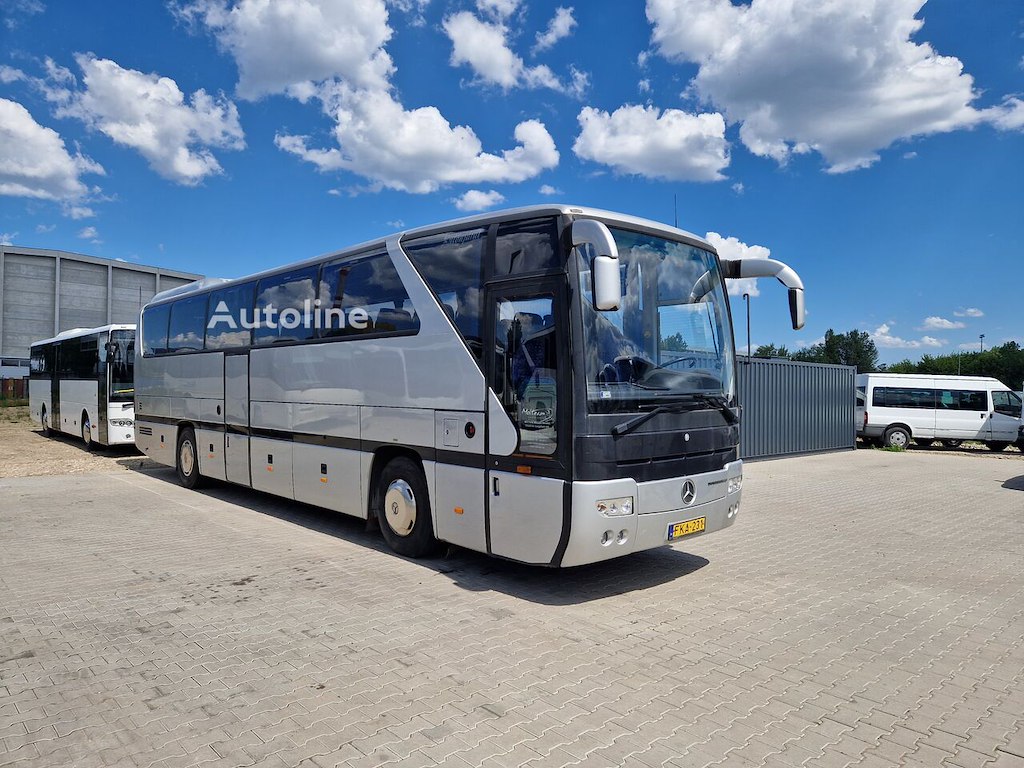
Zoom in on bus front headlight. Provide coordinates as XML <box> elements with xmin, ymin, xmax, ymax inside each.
<box><xmin>728</xmin><ymin>475</ymin><xmax>742</xmax><ymax>494</ymax></box>
<box><xmin>597</xmin><ymin>496</ymin><xmax>634</xmax><ymax>516</ymax></box>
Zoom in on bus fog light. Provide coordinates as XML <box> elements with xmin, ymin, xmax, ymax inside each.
<box><xmin>728</xmin><ymin>475</ymin><xmax>742</xmax><ymax>494</ymax></box>
<box><xmin>617</xmin><ymin>529</ymin><xmax>629</xmax><ymax>545</ymax></box>
<box><xmin>727</xmin><ymin>503</ymin><xmax>739</xmax><ymax>519</ymax></box>
<box><xmin>596</xmin><ymin>496</ymin><xmax>634</xmax><ymax>516</ymax></box>
<box><xmin>601</xmin><ymin>530</ymin><xmax>614</xmax><ymax>546</ymax></box>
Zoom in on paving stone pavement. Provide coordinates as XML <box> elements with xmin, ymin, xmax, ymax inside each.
<box><xmin>1</xmin><ymin>448</ymin><xmax>1023</xmax><ymax>768</ymax></box>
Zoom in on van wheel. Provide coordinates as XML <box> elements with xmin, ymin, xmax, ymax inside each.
<box><xmin>176</xmin><ymin>427</ymin><xmax>204</xmax><ymax>489</ymax></box>
<box><xmin>40</xmin><ymin>406</ymin><xmax>51</xmax><ymax>437</ymax></box>
<box><xmin>883</xmin><ymin>426</ymin><xmax>910</xmax><ymax>449</ymax></box>
<box><xmin>986</xmin><ymin>441</ymin><xmax>1010</xmax><ymax>452</ymax></box>
<box><xmin>81</xmin><ymin>413</ymin><xmax>94</xmax><ymax>451</ymax></box>
<box><xmin>941</xmin><ymin>439</ymin><xmax>962</xmax><ymax>449</ymax></box>
<box><xmin>374</xmin><ymin>457</ymin><xmax>438</xmax><ymax>558</ymax></box>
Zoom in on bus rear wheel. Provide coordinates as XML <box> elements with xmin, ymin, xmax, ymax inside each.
<box><xmin>176</xmin><ymin>427</ymin><xmax>204</xmax><ymax>489</ymax></box>
<box><xmin>375</xmin><ymin>457</ymin><xmax>438</xmax><ymax>558</ymax></box>
<box><xmin>987</xmin><ymin>441</ymin><xmax>1010</xmax><ymax>452</ymax></box>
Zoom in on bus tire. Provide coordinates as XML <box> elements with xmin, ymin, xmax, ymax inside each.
<box><xmin>942</xmin><ymin>439</ymin><xmax>962</xmax><ymax>449</ymax></box>
<box><xmin>81</xmin><ymin>412</ymin><xmax>94</xmax><ymax>451</ymax></box>
<box><xmin>883</xmin><ymin>426</ymin><xmax>910</xmax><ymax>449</ymax></box>
<box><xmin>375</xmin><ymin>456</ymin><xmax>438</xmax><ymax>558</ymax></box>
<box><xmin>986</xmin><ymin>441</ymin><xmax>1010</xmax><ymax>452</ymax></box>
<box><xmin>40</xmin><ymin>406</ymin><xmax>51</xmax><ymax>437</ymax></box>
<box><xmin>176</xmin><ymin>427</ymin><xmax>204</xmax><ymax>489</ymax></box>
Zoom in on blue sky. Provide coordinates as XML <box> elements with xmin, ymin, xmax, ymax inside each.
<box><xmin>1</xmin><ymin>0</ymin><xmax>1021</xmax><ymax>362</ymax></box>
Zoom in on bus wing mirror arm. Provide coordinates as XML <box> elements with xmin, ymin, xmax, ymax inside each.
<box><xmin>721</xmin><ymin>258</ymin><xmax>806</xmax><ymax>331</ymax></box>
<box><xmin>572</xmin><ymin>219</ymin><xmax>621</xmax><ymax>311</ymax></box>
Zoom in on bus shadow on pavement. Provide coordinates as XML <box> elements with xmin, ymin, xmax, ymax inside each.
<box><xmin>1003</xmin><ymin>475</ymin><xmax>1024</xmax><ymax>491</ymax></box>
<box><xmin>122</xmin><ymin>462</ymin><xmax>710</xmax><ymax>605</ymax></box>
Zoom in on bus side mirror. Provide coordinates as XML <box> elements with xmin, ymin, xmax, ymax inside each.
<box><xmin>572</xmin><ymin>219</ymin><xmax>621</xmax><ymax>311</ymax></box>
<box><xmin>721</xmin><ymin>257</ymin><xmax>806</xmax><ymax>330</ymax></box>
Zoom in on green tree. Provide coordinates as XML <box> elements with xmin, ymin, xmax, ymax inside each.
<box><xmin>661</xmin><ymin>332</ymin><xmax>689</xmax><ymax>352</ymax></box>
<box><xmin>875</xmin><ymin>342</ymin><xmax>1024</xmax><ymax>389</ymax></box>
<box><xmin>790</xmin><ymin>329</ymin><xmax>879</xmax><ymax>372</ymax></box>
<box><xmin>753</xmin><ymin>343</ymin><xmax>790</xmax><ymax>358</ymax></box>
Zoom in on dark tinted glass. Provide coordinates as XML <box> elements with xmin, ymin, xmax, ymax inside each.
<box><xmin>167</xmin><ymin>295</ymin><xmax>208</xmax><ymax>353</ymax></box>
<box><xmin>318</xmin><ymin>252</ymin><xmax>417</xmax><ymax>338</ymax></box>
<box><xmin>938</xmin><ymin>389</ymin><xmax>987</xmax><ymax>411</ymax></box>
<box><xmin>206</xmin><ymin>282</ymin><xmax>256</xmax><ymax>350</ymax></box>
<box><xmin>142</xmin><ymin>303</ymin><xmax>171</xmax><ymax>356</ymax></box>
<box><xmin>993</xmin><ymin>390</ymin><xmax>1022</xmax><ymax>418</ymax></box>
<box><xmin>495</xmin><ymin>217</ymin><xmax>561</xmax><ymax>275</ymax></box>
<box><xmin>253</xmin><ymin>267</ymin><xmax>318</xmax><ymax>346</ymax></box>
<box><xmin>873</xmin><ymin>387</ymin><xmax>935</xmax><ymax>408</ymax></box>
<box><xmin>59</xmin><ymin>335</ymin><xmax>99</xmax><ymax>378</ymax></box>
<box><xmin>404</xmin><ymin>227</ymin><xmax>486</xmax><ymax>352</ymax></box>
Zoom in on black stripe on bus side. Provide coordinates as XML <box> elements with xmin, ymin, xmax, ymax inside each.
<box><xmin>550</xmin><ymin>480</ymin><xmax>573</xmax><ymax>567</ymax></box>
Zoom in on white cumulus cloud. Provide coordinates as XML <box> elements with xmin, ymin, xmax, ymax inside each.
<box><xmin>871</xmin><ymin>323</ymin><xmax>945</xmax><ymax>349</ymax></box>
<box><xmin>452</xmin><ymin>189</ymin><xmax>505</xmax><ymax>211</ymax></box>
<box><xmin>0</xmin><ymin>97</ymin><xmax>104</xmax><ymax>201</ymax></box>
<box><xmin>954</xmin><ymin>307</ymin><xmax>984</xmax><ymax>318</ymax></box>
<box><xmin>573</xmin><ymin>104</ymin><xmax>729</xmax><ymax>182</ymax></box>
<box><xmin>57</xmin><ymin>55</ymin><xmax>244</xmax><ymax>186</ymax></box>
<box><xmin>534</xmin><ymin>7</ymin><xmax>576</xmax><ymax>53</ymax></box>
<box><xmin>538</xmin><ymin>184</ymin><xmax>561</xmax><ymax>195</ymax></box>
<box><xmin>178</xmin><ymin>0</ymin><xmax>394</xmax><ymax>99</ymax></box>
<box><xmin>443</xmin><ymin>10</ymin><xmax>580</xmax><ymax>94</ymax></box>
<box><xmin>275</xmin><ymin>85</ymin><xmax>558</xmax><ymax>193</ymax></box>
<box><xmin>704</xmin><ymin>231</ymin><xmax>770</xmax><ymax>297</ymax></box>
<box><xmin>920</xmin><ymin>316</ymin><xmax>965</xmax><ymax>330</ymax></box>
<box><xmin>646</xmin><ymin>0</ymin><xmax>1024</xmax><ymax>172</ymax></box>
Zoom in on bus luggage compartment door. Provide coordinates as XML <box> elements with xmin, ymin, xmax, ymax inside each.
<box><xmin>224</xmin><ymin>353</ymin><xmax>251</xmax><ymax>486</ymax></box>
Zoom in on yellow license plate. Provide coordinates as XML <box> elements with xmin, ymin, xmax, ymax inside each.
<box><xmin>668</xmin><ymin>517</ymin><xmax>706</xmax><ymax>541</ymax></box>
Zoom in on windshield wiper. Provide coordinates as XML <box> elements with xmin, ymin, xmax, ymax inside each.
<box><xmin>689</xmin><ymin>393</ymin><xmax>739</xmax><ymax>425</ymax></box>
<box><xmin>610</xmin><ymin>393</ymin><xmax>738</xmax><ymax>437</ymax></box>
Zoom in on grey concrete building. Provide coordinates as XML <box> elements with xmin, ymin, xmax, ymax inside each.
<box><xmin>0</xmin><ymin>245</ymin><xmax>202</xmax><ymax>378</ymax></box>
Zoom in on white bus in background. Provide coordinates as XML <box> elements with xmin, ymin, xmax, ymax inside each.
<box><xmin>29</xmin><ymin>324</ymin><xmax>137</xmax><ymax>449</ymax></box>
<box><xmin>134</xmin><ymin>205</ymin><xmax>805</xmax><ymax>567</ymax></box>
<box><xmin>856</xmin><ymin>373</ymin><xmax>1022</xmax><ymax>450</ymax></box>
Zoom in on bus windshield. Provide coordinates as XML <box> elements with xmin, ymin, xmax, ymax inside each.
<box><xmin>108</xmin><ymin>329</ymin><xmax>135</xmax><ymax>401</ymax></box>
<box><xmin>577</xmin><ymin>228</ymin><xmax>736</xmax><ymax>412</ymax></box>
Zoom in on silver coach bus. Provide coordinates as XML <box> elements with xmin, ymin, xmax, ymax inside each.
<box><xmin>134</xmin><ymin>206</ymin><xmax>804</xmax><ymax>566</ymax></box>
<box><xmin>30</xmin><ymin>324</ymin><xmax>137</xmax><ymax>449</ymax></box>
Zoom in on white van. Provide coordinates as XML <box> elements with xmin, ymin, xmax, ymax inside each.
<box><xmin>856</xmin><ymin>373</ymin><xmax>1022</xmax><ymax>450</ymax></box>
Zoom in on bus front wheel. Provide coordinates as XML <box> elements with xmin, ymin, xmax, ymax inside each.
<box><xmin>987</xmin><ymin>441</ymin><xmax>1010</xmax><ymax>452</ymax></box>
<box><xmin>81</xmin><ymin>413</ymin><xmax>94</xmax><ymax>451</ymax></box>
<box><xmin>375</xmin><ymin>457</ymin><xmax>438</xmax><ymax>558</ymax></box>
<box><xmin>176</xmin><ymin>427</ymin><xmax>204</xmax><ymax>489</ymax></box>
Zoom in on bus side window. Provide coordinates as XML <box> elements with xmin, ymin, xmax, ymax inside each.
<box><xmin>142</xmin><ymin>304</ymin><xmax>171</xmax><ymax>356</ymax></box>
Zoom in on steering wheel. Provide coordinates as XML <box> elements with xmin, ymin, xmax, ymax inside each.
<box><xmin>661</xmin><ymin>356</ymin><xmax>698</xmax><ymax>369</ymax></box>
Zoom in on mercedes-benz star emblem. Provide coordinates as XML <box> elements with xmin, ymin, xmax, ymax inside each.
<box><xmin>681</xmin><ymin>480</ymin><xmax>697</xmax><ymax>505</ymax></box>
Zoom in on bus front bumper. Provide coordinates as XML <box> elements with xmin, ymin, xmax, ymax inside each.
<box><xmin>560</xmin><ymin>461</ymin><xmax>743</xmax><ymax>567</ymax></box>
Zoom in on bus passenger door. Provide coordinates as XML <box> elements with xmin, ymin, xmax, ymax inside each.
<box><xmin>224</xmin><ymin>352</ymin><xmax>251</xmax><ymax>486</ymax></box>
<box><xmin>485</xmin><ymin>279</ymin><xmax>570</xmax><ymax>565</ymax></box>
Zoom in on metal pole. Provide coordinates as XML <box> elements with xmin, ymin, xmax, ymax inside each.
<box><xmin>743</xmin><ymin>293</ymin><xmax>751</xmax><ymax>359</ymax></box>
<box><xmin>979</xmin><ymin>334</ymin><xmax>985</xmax><ymax>353</ymax></box>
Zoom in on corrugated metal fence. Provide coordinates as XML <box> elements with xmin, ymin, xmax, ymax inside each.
<box><xmin>737</xmin><ymin>357</ymin><xmax>856</xmax><ymax>460</ymax></box>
